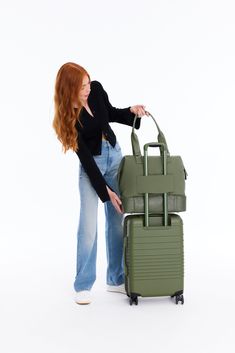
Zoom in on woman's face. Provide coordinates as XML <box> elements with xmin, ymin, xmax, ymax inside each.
<box><xmin>78</xmin><ymin>75</ymin><xmax>91</xmax><ymax>103</ymax></box>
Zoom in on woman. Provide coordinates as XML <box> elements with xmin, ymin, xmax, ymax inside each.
<box><xmin>53</xmin><ymin>62</ymin><xmax>149</xmax><ymax>304</ymax></box>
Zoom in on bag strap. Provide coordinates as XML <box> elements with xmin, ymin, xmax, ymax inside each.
<box><xmin>131</xmin><ymin>111</ymin><xmax>170</xmax><ymax>156</ymax></box>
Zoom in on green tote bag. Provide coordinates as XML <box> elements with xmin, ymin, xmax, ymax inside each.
<box><xmin>117</xmin><ymin>112</ymin><xmax>187</xmax><ymax>214</ymax></box>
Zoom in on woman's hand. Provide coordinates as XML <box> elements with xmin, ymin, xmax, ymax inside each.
<box><xmin>130</xmin><ymin>105</ymin><xmax>150</xmax><ymax>117</ymax></box>
<box><xmin>106</xmin><ymin>186</ymin><xmax>123</xmax><ymax>214</ymax></box>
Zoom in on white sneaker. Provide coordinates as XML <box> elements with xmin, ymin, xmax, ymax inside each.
<box><xmin>74</xmin><ymin>290</ymin><xmax>92</xmax><ymax>305</ymax></box>
<box><xmin>106</xmin><ymin>283</ymin><xmax>126</xmax><ymax>294</ymax></box>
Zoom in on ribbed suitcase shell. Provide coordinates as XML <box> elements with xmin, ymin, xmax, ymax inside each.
<box><xmin>124</xmin><ymin>214</ymin><xmax>184</xmax><ymax>299</ymax></box>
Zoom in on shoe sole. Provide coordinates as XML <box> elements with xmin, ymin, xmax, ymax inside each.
<box><xmin>75</xmin><ymin>301</ymin><xmax>91</xmax><ymax>305</ymax></box>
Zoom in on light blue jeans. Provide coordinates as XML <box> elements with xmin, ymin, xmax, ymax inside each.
<box><xmin>74</xmin><ymin>140</ymin><xmax>124</xmax><ymax>292</ymax></box>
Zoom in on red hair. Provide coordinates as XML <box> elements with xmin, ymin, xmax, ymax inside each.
<box><xmin>52</xmin><ymin>62</ymin><xmax>90</xmax><ymax>153</ymax></box>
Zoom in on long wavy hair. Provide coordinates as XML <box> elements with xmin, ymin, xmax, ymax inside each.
<box><xmin>52</xmin><ymin>62</ymin><xmax>90</xmax><ymax>153</ymax></box>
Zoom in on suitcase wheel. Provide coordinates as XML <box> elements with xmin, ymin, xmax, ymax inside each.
<box><xmin>129</xmin><ymin>295</ymin><xmax>138</xmax><ymax>306</ymax></box>
<box><xmin>175</xmin><ymin>294</ymin><xmax>184</xmax><ymax>305</ymax></box>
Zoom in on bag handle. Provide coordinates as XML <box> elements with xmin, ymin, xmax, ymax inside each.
<box><xmin>131</xmin><ymin>111</ymin><xmax>170</xmax><ymax>157</ymax></box>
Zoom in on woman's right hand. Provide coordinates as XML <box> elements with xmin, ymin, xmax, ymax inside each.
<box><xmin>106</xmin><ymin>186</ymin><xmax>123</xmax><ymax>214</ymax></box>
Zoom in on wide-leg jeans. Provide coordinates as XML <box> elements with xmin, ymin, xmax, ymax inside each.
<box><xmin>74</xmin><ymin>140</ymin><xmax>124</xmax><ymax>292</ymax></box>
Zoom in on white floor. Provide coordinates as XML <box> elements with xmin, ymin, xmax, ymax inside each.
<box><xmin>1</xmin><ymin>1</ymin><xmax>235</xmax><ymax>351</ymax></box>
<box><xmin>1</xmin><ymin>222</ymin><xmax>234</xmax><ymax>353</ymax></box>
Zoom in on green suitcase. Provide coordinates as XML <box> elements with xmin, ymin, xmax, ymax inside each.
<box><xmin>123</xmin><ymin>142</ymin><xmax>184</xmax><ymax>305</ymax></box>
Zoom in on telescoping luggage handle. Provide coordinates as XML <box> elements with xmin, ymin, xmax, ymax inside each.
<box><xmin>132</xmin><ymin>111</ymin><xmax>169</xmax><ymax>226</ymax></box>
<box><xmin>131</xmin><ymin>111</ymin><xmax>170</xmax><ymax>157</ymax></box>
<box><xmin>144</xmin><ymin>142</ymin><xmax>169</xmax><ymax>227</ymax></box>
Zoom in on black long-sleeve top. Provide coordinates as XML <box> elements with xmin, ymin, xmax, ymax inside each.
<box><xmin>75</xmin><ymin>80</ymin><xmax>141</xmax><ymax>202</ymax></box>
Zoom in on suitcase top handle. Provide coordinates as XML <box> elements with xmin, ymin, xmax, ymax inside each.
<box><xmin>132</xmin><ymin>111</ymin><xmax>170</xmax><ymax>157</ymax></box>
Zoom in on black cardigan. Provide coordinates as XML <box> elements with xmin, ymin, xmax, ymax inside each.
<box><xmin>75</xmin><ymin>80</ymin><xmax>141</xmax><ymax>202</ymax></box>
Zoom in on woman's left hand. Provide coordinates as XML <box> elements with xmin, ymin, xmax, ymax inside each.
<box><xmin>130</xmin><ymin>105</ymin><xmax>150</xmax><ymax>117</ymax></box>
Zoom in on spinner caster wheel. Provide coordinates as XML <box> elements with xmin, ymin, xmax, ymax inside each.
<box><xmin>175</xmin><ymin>294</ymin><xmax>184</xmax><ymax>305</ymax></box>
<box><xmin>130</xmin><ymin>296</ymin><xmax>138</xmax><ymax>306</ymax></box>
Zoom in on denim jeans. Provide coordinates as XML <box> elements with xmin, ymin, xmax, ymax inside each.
<box><xmin>74</xmin><ymin>140</ymin><xmax>124</xmax><ymax>292</ymax></box>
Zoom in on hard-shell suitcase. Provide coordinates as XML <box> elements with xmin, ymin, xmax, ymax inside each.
<box><xmin>124</xmin><ymin>213</ymin><xmax>184</xmax><ymax>305</ymax></box>
<box><xmin>123</xmin><ymin>141</ymin><xmax>184</xmax><ymax>305</ymax></box>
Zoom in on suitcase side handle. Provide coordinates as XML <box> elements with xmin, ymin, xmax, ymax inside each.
<box><xmin>144</xmin><ymin>142</ymin><xmax>169</xmax><ymax>227</ymax></box>
<box><xmin>131</xmin><ymin>111</ymin><xmax>170</xmax><ymax>158</ymax></box>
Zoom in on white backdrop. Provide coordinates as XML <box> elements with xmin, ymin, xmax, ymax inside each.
<box><xmin>0</xmin><ymin>0</ymin><xmax>234</xmax><ymax>352</ymax></box>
